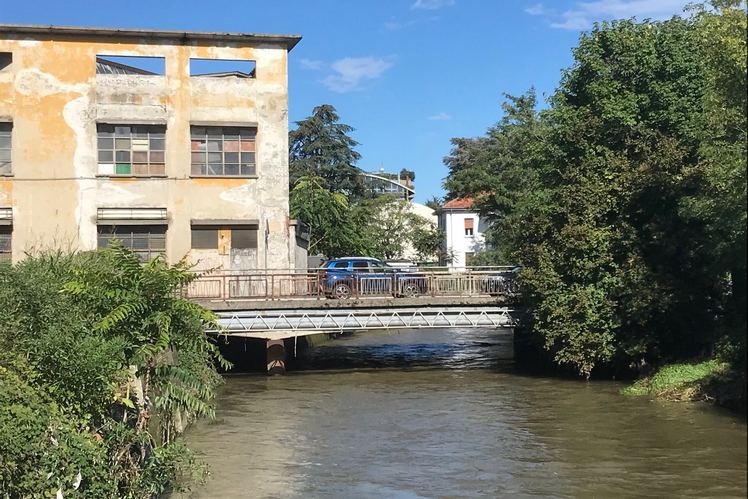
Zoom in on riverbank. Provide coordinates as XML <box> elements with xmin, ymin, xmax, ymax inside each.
<box><xmin>622</xmin><ymin>359</ymin><xmax>746</xmax><ymax>414</ymax></box>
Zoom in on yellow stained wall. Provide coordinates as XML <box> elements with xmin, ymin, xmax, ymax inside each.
<box><xmin>0</xmin><ymin>33</ymin><xmax>292</xmax><ymax>269</ymax></box>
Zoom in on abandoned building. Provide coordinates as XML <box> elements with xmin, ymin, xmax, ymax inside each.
<box><xmin>0</xmin><ymin>24</ymin><xmax>302</xmax><ymax>269</ymax></box>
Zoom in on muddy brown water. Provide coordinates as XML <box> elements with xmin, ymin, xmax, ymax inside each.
<box><xmin>180</xmin><ymin>328</ymin><xmax>747</xmax><ymax>498</ymax></box>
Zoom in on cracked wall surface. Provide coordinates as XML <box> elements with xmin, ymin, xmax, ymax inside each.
<box><xmin>0</xmin><ymin>30</ymin><xmax>294</xmax><ymax>269</ymax></box>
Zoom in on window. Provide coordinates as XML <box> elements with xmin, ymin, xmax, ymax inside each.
<box><xmin>189</xmin><ymin>58</ymin><xmax>256</xmax><ymax>78</ymax></box>
<box><xmin>96</xmin><ymin>55</ymin><xmax>165</xmax><ymax>75</ymax></box>
<box><xmin>0</xmin><ymin>52</ymin><xmax>11</xmax><ymax>71</ymax></box>
<box><xmin>97</xmin><ymin>225</ymin><xmax>166</xmax><ymax>261</ymax></box>
<box><xmin>0</xmin><ymin>123</ymin><xmax>11</xmax><ymax>175</ymax></box>
<box><xmin>464</xmin><ymin>217</ymin><xmax>475</xmax><ymax>237</ymax></box>
<box><xmin>0</xmin><ymin>226</ymin><xmax>10</xmax><ymax>262</ymax></box>
<box><xmin>191</xmin><ymin>228</ymin><xmax>218</xmax><ymax>249</ymax></box>
<box><xmin>332</xmin><ymin>261</ymin><xmax>349</xmax><ymax>270</ymax></box>
<box><xmin>231</xmin><ymin>228</ymin><xmax>257</xmax><ymax>249</ymax></box>
<box><xmin>190</xmin><ymin>126</ymin><xmax>256</xmax><ymax>177</ymax></box>
<box><xmin>97</xmin><ymin>124</ymin><xmax>166</xmax><ymax>176</ymax></box>
<box><xmin>191</xmin><ymin>226</ymin><xmax>257</xmax><ymax>251</ymax></box>
<box><xmin>352</xmin><ymin>261</ymin><xmax>370</xmax><ymax>273</ymax></box>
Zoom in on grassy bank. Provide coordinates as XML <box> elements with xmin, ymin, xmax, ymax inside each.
<box><xmin>621</xmin><ymin>359</ymin><xmax>746</xmax><ymax>413</ymax></box>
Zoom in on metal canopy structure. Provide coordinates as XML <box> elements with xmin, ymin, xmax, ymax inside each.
<box><xmin>209</xmin><ymin>307</ymin><xmax>517</xmax><ymax>339</ymax></box>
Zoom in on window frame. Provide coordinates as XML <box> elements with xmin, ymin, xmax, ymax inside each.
<box><xmin>0</xmin><ymin>122</ymin><xmax>12</xmax><ymax>176</ymax></box>
<box><xmin>190</xmin><ymin>126</ymin><xmax>257</xmax><ymax>178</ymax></box>
<box><xmin>0</xmin><ymin>226</ymin><xmax>11</xmax><ymax>263</ymax></box>
<box><xmin>96</xmin><ymin>124</ymin><xmax>166</xmax><ymax>177</ymax></box>
<box><xmin>97</xmin><ymin>224</ymin><xmax>167</xmax><ymax>262</ymax></box>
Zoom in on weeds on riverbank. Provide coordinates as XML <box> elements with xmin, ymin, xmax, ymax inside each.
<box><xmin>620</xmin><ymin>359</ymin><xmax>744</xmax><ymax>407</ymax></box>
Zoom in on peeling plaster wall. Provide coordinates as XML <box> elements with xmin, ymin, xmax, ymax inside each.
<box><xmin>0</xmin><ymin>34</ymin><xmax>292</xmax><ymax>269</ymax></box>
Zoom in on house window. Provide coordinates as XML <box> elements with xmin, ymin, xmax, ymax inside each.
<box><xmin>0</xmin><ymin>226</ymin><xmax>11</xmax><ymax>262</ymax></box>
<box><xmin>0</xmin><ymin>123</ymin><xmax>11</xmax><ymax>175</ymax></box>
<box><xmin>190</xmin><ymin>126</ymin><xmax>256</xmax><ymax>177</ymax></box>
<box><xmin>97</xmin><ymin>124</ymin><xmax>166</xmax><ymax>176</ymax></box>
<box><xmin>464</xmin><ymin>217</ymin><xmax>475</xmax><ymax>236</ymax></box>
<box><xmin>97</xmin><ymin>225</ymin><xmax>166</xmax><ymax>261</ymax></box>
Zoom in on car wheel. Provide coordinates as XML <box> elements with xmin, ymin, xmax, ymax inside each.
<box><xmin>401</xmin><ymin>282</ymin><xmax>420</xmax><ymax>298</ymax></box>
<box><xmin>333</xmin><ymin>282</ymin><xmax>352</xmax><ymax>299</ymax></box>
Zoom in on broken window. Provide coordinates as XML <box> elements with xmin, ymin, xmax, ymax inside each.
<box><xmin>190</xmin><ymin>126</ymin><xmax>256</xmax><ymax>177</ymax></box>
<box><xmin>97</xmin><ymin>124</ymin><xmax>166</xmax><ymax>176</ymax></box>
<box><xmin>0</xmin><ymin>226</ymin><xmax>11</xmax><ymax>263</ymax></box>
<box><xmin>0</xmin><ymin>123</ymin><xmax>11</xmax><ymax>175</ymax></box>
<box><xmin>189</xmin><ymin>58</ymin><xmax>256</xmax><ymax>78</ymax></box>
<box><xmin>96</xmin><ymin>56</ymin><xmax>165</xmax><ymax>76</ymax></box>
<box><xmin>97</xmin><ymin>224</ymin><xmax>166</xmax><ymax>262</ymax></box>
<box><xmin>191</xmin><ymin>226</ymin><xmax>258</xmax><ymax>251</ymax></box>
<box><xmin>0</xmin><ymin>52</ymin><xmax>11</xmax><ymax>71</ymax></box>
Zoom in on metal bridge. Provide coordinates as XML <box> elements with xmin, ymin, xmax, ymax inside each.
<box><xmin>190</xmin><ymin>266</ymin><xmax>521</xmax><ymax>373</ymax></box>
<box><xmin>209</xmin><ymin>306</ymin><xmax>517</xmax><ymax>340</ymax></box>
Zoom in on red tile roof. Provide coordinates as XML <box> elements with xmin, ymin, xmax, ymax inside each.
<box><xmin>442</xmin><ymin>197</ymin><xmax>475</xmax><ymax>209</ymax></box>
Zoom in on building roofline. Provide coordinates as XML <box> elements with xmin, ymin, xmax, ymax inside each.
<box><xmin>0</xmin><ymin>24</ymin><xmax>302</xmax><ymax>51</ymax></box>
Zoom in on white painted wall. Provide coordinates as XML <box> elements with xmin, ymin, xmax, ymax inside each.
<box><xmin>439</xmin><ymin>209</ymin><xmax>486</xmax><ymax>268</ymax></box>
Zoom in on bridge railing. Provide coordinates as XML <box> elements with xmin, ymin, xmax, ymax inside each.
<box><xmin>185</xmin><ymin>266</ymin><xmax>520</xmax><ymax>301</ymax></box>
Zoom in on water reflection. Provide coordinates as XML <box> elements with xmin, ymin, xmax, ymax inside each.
<box><xmin>180</xmin><ymin>328</ymin><xmax>747</xmax><ymax>499</ymax></box>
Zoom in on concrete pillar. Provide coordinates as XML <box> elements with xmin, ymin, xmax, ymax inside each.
<box><xmin>266</xmin><ymin>339</ymin><xmax>286</xmax><ymax>375</ymax></box>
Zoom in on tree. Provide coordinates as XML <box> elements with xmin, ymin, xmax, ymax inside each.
<box><xmin>399</xmin><ymin>168</ymin><xmax>416</xmax><ymax>181</ymax></box>
<box><xmin>442</xmin><ymin>4</ymin><xmax>747</xmax><ymax>377</ymax></box>
<box><xmin>289</xmin><ymin>104</ymin><xmax>364</xmax><ymax>198</ymax></box>
<box><xmin>290</xmin><ymin>176</ymin><xmax>366</xmax><ymax>257</ymax></box>
<box><xmin>424</xmin><ymin>195</ymin><xmax>443</xmax><ymax>211</ymax></box>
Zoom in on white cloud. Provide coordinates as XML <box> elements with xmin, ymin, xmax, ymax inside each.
<box><xmin>411</xmin><ymin>0</ymin><xmax>455</xmax><ymax>10</ymax></box>
<box><xmin>525</xmin><ymin>3</ymin><xmax>547</xmax><ymax>16</ymax></box>
<box><xmin>299</xmin><ymin>58</ymin><xmax>325</xmax><ymax>70</ymax></box>
<box><xmin>428</xmin><ymin>112</ymin><xmax>451</xmax><ymax>121</ymax></box>
<box><xmin>322</xmin><ymin>57</ymin><xmax>395</xmax><ymax>93</ymax></box>
<box><xmin>384</xmin><ymin>18</ymin><xmax>419</xmax><ymax>30</ymax></box>
<box><xmin>527</xmin><ymin>0</ymin><xmax>690</xmax><ymax>30</ymax></box>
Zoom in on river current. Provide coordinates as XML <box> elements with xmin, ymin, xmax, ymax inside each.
<box><xmin>180</xmin><ymin>328</ymin><xmax>747</xmax><ymax>498</ymax></box>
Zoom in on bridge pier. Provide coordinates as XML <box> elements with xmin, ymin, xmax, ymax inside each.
<box><xmin>266</xmin><ymin>339</ymin><xmax>286</xmax><ymax>375</ymax></box>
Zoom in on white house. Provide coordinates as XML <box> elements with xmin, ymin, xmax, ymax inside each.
<box><xmin>437</xmin><ymin>197</ymin><xmax>488</xmax><ymax>268</ymax></box>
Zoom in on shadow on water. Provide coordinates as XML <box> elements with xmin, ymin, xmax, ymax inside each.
<box><xmin>288</xmin><ymin>328</ymin><xmax>515</xmax><ymax>372</ymax></box>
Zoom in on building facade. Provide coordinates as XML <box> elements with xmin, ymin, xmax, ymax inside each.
<box><xmin>437</xmin><ymin>197</ymin><xmax>488</xmax><ymax>268</ymax></box>
<box><xmin>0</xmin><ymin>25</ymin><xmax>300</xmax><ymax>269</ymax></box>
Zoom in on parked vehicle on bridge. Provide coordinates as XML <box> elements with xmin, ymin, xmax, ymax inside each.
<box><xmin>479</xmin><ymin>266</ymin><xmax>522</xmax><ymax>296</ymax></box>
<box><xmin>319</xmin><ymin>257</ymin><xmax>429</xmax><ymax>299</ymax></box>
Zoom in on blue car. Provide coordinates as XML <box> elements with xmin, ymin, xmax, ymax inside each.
<box><xmin>319</xmin><ymin>257</ymin><xmax>428</xmax><ymax>299</ymax></box>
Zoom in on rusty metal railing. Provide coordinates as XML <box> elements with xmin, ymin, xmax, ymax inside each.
<box><xmin>186</xmin><ymin>266</ymin><xmax>520</xmax><ymax>301</ymax></box>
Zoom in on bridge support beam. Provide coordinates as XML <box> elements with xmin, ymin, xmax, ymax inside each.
<box><xmin>266</xmin><ymin>339</ymin><xmax>286</xmax><ymax>375</ymax></box>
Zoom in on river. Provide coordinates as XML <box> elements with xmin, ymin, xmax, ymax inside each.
<box><xmin>180</xmin><ymin>328</ymin><xmax>747</xmax><ymax>498</ymax></box>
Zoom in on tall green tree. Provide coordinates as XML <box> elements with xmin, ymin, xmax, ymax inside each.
<box><xmin>289</xmin><ymin>104</ymin><xmax>364</xmax><ymax>198</ymax></box>
<box><xmin>290</xmin><ymin>176</ymin><xmax>366</xmax><ymax>257</ymax></box>
<box><xmin>443</xmin><ymin>3</ymin><xmax>747</xmax><ymax>377</ymax></box>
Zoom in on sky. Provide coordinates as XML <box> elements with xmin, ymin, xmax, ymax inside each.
<box><xmin>1</xmin><ymin>0</ymin><xmax>694</xmax><ymax>202</ymax></box>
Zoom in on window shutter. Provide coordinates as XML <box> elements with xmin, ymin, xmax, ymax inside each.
<box><xmin>464</xmin><ymin>218</ymin><xmax>474</xmax><ymax>229</ymax></box>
